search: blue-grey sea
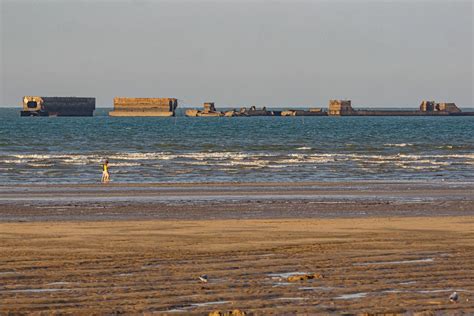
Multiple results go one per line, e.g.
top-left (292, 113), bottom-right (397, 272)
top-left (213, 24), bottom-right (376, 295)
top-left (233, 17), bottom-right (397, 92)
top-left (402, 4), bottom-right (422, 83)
top-left (1, 108), bottom-right (473, 184)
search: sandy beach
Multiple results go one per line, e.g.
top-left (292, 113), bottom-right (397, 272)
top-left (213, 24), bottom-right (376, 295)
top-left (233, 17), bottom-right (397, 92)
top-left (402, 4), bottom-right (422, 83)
top-left (3, 0), bottom-right (473, 314)
top-left (1, 182), bottom-right (473, 315)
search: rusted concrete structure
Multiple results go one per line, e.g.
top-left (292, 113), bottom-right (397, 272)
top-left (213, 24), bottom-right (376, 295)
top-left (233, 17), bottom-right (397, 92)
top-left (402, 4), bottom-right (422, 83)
top-left (224, 110), bottom-right (237, 117)
top-left (419, 101), bottom-right (461, 114)
top-left (184, 109), bottom-right (199, 117)
top-left (186, 104), bottom-right (277, 117)
top-left (203, 102), bottom-right (216, 113)
top-left (436, 103), bottom-right (461, 113)
top-left (281, 108), bottom-right (325, 116)
top-left (109, 98), bottom-right (178, 117)
top-left (240, 106), bottom-right (275, 116)
top-left (420, 101), bottom-right (436, 112)
top-left (328, 100), bottom-right (354, 116)
top-left (327, 99), bottom-right (469, 116)
top-left (185, 102), bottom-right (224, 117)
top-left (354, 109), bottom-right (450, 116)
top-left (20, 96), bottom-right (95, 116)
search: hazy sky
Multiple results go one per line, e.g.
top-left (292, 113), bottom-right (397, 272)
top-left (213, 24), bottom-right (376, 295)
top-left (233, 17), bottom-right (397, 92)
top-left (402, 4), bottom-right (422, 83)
top-left (1, 0), bottom-right (472, 108)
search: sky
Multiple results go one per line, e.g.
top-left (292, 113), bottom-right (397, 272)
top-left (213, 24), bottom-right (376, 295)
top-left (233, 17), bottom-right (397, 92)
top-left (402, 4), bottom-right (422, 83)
top-left (0, 0), bottom-right (472, 108)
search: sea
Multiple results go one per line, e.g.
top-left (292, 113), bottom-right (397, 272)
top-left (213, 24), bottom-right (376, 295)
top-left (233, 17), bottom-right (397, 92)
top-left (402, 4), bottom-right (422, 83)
top-left (1, 108), bottom-right (473, 184)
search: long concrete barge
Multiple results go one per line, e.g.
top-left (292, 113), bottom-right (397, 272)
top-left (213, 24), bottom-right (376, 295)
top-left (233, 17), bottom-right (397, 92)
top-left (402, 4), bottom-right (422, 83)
top-left (20, 96), bottom-right (95, 117)
top-left (109, 98), bottom-right (178, 117)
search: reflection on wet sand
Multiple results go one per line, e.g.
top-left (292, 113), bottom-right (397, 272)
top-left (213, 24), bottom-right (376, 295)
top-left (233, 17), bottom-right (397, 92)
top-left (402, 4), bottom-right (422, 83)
top-left (1, 216), bottom-right (473, 314)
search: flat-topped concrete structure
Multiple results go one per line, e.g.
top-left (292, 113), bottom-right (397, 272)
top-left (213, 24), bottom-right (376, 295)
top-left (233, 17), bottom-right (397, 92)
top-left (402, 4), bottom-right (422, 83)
top-left (185, 102), bottom-right (224, 117)
top-left (281, 108), bottom-right (325, 116)
top-left (327, 100), bottom-right (470, 116)
top-left (20, 96), bottom-right (95, 117)
top-left (328, 100), bottom-right (354, 116)
top-left (109, 98), bottom-right (178, 117)
top-left (419, 101), bottom-right (461, 114)
top-left (186, 104), bottom-right (278, 117)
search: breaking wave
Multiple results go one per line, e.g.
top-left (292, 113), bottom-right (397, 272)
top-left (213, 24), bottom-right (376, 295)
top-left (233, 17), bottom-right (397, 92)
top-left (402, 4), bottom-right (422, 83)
top-left (1, 108), bottom-right (473, 183)
top-left (384, 143), bottom-right (413, 147)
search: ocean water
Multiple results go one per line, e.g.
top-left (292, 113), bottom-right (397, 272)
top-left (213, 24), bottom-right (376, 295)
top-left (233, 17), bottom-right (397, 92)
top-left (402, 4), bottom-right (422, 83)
top-left (0, 108), bottom-right (473, 184)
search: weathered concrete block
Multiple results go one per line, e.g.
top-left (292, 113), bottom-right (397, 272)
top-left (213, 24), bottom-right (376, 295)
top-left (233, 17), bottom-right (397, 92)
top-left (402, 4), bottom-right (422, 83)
top-left (109, 97), bottom-right (178, 117)
top-left (20, 96), bottom-right (95, 117)
top-left (328, 100), bottom-right (353, 116)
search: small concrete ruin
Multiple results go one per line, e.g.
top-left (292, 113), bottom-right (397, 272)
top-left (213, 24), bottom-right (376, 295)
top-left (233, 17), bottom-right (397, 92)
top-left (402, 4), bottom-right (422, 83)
top-left (20, 96), bottom-right (95, 116)
top-left (328, 100), bottom-right (354, 116)
top-left (109, 98), bottom-right (178, 117)
top-left (243, 106), bottom-right (274, 116)
top-left (203, 102), bottom-right (216, 113)
top-left (420, 100), bottom-right (436, 112)
top-left (185, 102), bottom-right (224, 117)
top-left (186, 104), bottom-right (278, 117)
top-left (281, 108), bottom-right (325, 116)
top-left (420, 101), bottom-right (461, 114)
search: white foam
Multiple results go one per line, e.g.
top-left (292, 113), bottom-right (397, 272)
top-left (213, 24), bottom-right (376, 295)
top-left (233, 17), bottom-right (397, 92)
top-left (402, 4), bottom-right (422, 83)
top-left (27, 163), bottom-right (54, 167)
top-left (384, 143), bottom-right (413, 147)
top-left (109, 162), bottom-right (141, 167)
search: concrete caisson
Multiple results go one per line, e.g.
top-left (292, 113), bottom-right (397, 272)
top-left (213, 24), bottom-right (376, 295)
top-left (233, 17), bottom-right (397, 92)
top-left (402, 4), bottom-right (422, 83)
top-left (20, 96), bottom-right (95, 117)
top-left (109, 98), bottom-right (178, 117)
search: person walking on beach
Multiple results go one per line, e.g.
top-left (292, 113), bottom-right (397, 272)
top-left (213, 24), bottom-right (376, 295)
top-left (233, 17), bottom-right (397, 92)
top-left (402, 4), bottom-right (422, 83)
top-left (101, 159), bottom-right (110, 183)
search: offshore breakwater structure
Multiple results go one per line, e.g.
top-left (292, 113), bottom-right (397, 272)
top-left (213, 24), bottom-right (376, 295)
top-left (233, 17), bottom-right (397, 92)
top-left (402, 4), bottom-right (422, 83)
top-left (185, 103), bottom-right (277, 117)
top-left (327, 100), bottom-right (465, 116)
top-left (20, 96), bottom-right (95, 116)
top-left (184, 99), bottom-right (472, 117)
top-left (19, 96), bottom-right (473, 117)
top-left (109, 97), bottom-right (178, 117)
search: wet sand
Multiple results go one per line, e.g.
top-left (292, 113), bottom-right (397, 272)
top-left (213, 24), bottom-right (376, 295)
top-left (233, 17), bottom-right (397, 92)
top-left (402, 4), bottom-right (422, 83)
top-left (1, 181), bottom-right (473, 221)
top-left (1, 182), bottom-right (473, 314)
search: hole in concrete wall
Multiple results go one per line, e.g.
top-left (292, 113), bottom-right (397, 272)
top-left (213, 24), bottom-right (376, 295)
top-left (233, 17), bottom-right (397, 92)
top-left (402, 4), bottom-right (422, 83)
top-left (27, 101), bottom-right (38, 109)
